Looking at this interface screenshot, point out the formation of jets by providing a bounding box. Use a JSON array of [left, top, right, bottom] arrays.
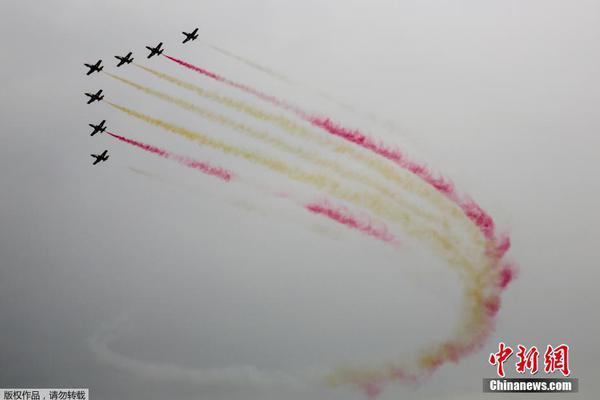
[[84, 28, 198, 165]]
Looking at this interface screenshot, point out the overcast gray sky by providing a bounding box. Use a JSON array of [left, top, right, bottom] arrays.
[[1, 1, 599, 399]]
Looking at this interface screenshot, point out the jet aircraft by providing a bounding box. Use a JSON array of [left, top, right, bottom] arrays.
[[145, 42, 164, 58], [85, 89, 104, 104], [89, 120, 107, 136], [182, 28, 198, 44], [84, 59, 103, 75], [115, 52, 134, 67], [91, 150, 109, 165]]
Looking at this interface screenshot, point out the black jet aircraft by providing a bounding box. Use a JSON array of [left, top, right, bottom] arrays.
[[89, 120, 107, 136], [91, 150, 109, 165], [85, 89, 104, 104], [145, 42, 164, 58], [115, 51, 134, 67], [84, 59, 103, 75], [182, 28, 198, 44]]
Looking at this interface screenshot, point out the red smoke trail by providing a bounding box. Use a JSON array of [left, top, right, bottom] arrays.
[[163, 55, 223, 81], [164, 55, 307, 115], [308, 118, 503, 244], [305, 200, 398, 244], [109, 129, 398, 247], [107, 131, 233, 181], [163, 55, 501, 246], [160, 58, 517, 392]]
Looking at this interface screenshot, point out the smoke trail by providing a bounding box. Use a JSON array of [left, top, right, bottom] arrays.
[[205, 43, 411, 139], [127, 163, 398, 250], [305, 200, 398, 245], [306, 117, 499, 242], [163, 55, 502, 246], [107, 101, 513, 339], [107, 101, 514, 397], [128, 166, 162, 181], [89, 330, 301, 389], [161, 57, 518, 338], [126, 166, 386, 249], [107, 72, 448, 234], [106, 102, 478, 272], [135, 63, 300, 127], [206, 44, 294, 84], [107, 131, 233, 181], [163, 55, 305, 115], [133, 64, 494, 265]]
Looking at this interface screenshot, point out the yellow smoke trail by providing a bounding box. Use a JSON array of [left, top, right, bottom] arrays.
[[132, 66, 492, 264], [108, 79, 502, 360], [112, 102, 500, 394], [115, 69, 488, 263], [108, 101, 478, 274], [111, 66, 506, 393], [107, 72, 445, 234], [205, 43, 425, 148], [206, 44, 388, 122]]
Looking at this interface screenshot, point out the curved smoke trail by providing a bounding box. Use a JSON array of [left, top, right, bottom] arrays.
[[159, 54, 517, 305], [106, 102, 481, 280], [106, 99, 513, 355], [106, 118, 404, 250], [89, 330, 302, 389], [163, 55, 506, 250], [107, 72, 447, 235], [102, 59, 515, 396], [132, 65, 492, 257]]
